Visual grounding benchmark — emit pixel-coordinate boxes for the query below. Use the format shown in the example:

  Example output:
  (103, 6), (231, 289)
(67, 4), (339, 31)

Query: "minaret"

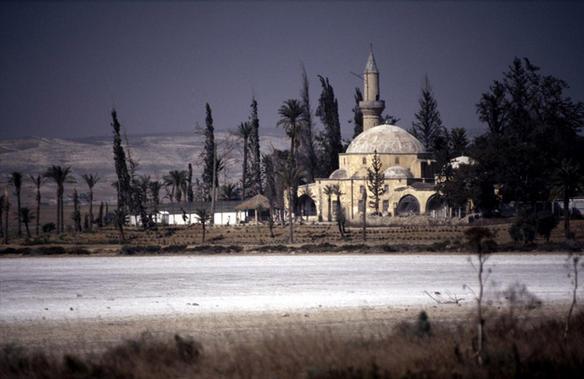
(359, 46), (385, 132)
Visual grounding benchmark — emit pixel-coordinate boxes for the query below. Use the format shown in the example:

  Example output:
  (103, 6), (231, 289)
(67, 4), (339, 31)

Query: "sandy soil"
(1, 303), (572, 357)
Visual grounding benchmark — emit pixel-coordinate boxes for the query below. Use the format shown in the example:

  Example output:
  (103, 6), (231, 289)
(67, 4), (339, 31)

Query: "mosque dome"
(346, 124), (425, 154)
(329, 168), (348, 179)
(384, 165), (413, 179)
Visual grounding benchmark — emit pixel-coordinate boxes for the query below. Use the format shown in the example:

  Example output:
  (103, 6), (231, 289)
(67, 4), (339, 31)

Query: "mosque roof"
(346, 124), (425, 154)
(384, 165), (413, 179)
(329, 168), (348, 179)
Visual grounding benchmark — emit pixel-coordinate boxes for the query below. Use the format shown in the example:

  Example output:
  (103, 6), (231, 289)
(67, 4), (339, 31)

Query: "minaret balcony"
(359, 100), (385, 111)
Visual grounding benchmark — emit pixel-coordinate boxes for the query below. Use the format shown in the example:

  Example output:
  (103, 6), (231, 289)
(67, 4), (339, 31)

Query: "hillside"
(0, 132), (288, 204)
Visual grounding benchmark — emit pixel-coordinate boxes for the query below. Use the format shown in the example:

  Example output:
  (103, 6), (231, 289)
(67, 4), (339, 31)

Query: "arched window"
(362, 157), (367, 165)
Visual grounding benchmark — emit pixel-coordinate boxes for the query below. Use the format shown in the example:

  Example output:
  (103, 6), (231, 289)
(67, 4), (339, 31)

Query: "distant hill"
(0, 132), (288, 204)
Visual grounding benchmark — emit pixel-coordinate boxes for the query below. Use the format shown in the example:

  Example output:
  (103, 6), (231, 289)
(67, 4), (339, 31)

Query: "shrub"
(119, 245), (161, 255)
(536, 213), (559, 242)
(42, 223), (56, 234)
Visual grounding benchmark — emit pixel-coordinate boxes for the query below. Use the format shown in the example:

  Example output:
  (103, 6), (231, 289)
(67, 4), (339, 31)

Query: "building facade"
(297, 48), (442, 222)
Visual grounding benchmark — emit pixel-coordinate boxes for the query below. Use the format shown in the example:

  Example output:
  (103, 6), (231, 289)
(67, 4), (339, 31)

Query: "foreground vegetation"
(1, 308), (583, 379)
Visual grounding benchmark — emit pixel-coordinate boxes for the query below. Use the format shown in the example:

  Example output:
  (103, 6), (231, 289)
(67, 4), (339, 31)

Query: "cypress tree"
(316, 75), (343, 177)
(352, 87), (364, 139)
(410, 76), (445, 153)
(367, 151), (385, 215)
(187, 164), (194, 203)
(111, 110), (131, 212)
(201, 103), (215, 201)
(248, 98), (262, 195)
(299, 65), (318, 182)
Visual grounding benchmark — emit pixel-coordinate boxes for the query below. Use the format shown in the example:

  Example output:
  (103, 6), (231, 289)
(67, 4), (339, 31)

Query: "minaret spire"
(359, 45), (385, 132)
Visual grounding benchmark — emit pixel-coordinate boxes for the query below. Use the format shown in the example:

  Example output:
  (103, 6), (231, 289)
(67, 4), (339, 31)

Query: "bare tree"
(464, 226), (496, 365)
(194, 208), (211, 243)
(564, 253), (583, 343)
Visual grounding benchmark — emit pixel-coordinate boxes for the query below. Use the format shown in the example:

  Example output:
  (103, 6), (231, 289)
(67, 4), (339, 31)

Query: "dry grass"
(2, 308), (583, 378)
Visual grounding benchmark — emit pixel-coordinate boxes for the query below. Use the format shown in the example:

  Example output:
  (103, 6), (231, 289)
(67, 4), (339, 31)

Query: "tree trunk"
(201, 224), (206, 243)
(3, 190), (8, 244)
(24, 222), (30, 238)
(327, 195), (332, 222)
(16, 191), (22, 237)
(89, 189), (94, 231)
(36, 189), (41, 236)
(477, 252), (485, 365)
(242, 136), (248, 199)
(362, 191), (367, 241)
(59, 187), (64, 233)
(288, 187), (294, 244)
(564, 256), (579, 343)
(56, 191), (60, 234)
(564, 192), (571, 239)
(211, 146), (217, 226)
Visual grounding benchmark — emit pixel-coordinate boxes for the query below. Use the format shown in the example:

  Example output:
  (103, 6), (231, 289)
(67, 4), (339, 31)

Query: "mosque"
(297, 49), (443, 222)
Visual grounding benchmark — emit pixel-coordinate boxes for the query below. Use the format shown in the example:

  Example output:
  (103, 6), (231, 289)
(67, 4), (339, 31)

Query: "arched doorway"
(396, 195), (420, 216)
(298, 194), (317, 217)
(426, 194), (447, 217)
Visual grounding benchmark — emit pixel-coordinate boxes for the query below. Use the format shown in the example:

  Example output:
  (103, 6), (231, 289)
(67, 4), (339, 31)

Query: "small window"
(359, 185), (365, 194)
(362, 157), (367, 165)
(382, 200), (389, 212)
(395, 157), (400, 164)
(383, 185), (389, 193)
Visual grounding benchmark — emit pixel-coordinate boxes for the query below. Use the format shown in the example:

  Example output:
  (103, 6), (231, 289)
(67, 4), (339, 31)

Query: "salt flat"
(0, 254), (575, 322)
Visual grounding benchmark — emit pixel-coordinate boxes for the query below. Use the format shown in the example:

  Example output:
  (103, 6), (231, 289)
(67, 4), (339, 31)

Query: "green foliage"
(42, 222), (56, 234)
(238, 121), (252, 199)
(410, 76), (445, 153)
(351, 87), (363, 139)
(298, 65), (318, 183)
(367, 151), (385, 214)
(111, 110), (132, 212)
(536, 213), (559, 242)
(248, 98), (263, 196)
(201, 103), (216, 200)
(509, 212), (536, 244)
(464, 226), (497, 253)
(316, 75), (343, 177)
(474, 58), (584, 211)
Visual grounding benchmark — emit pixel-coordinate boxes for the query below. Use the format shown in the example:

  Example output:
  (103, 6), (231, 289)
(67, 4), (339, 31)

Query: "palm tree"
(44, 166), (74, 234)
(9, 172), (23, 237)
(149, 180), (162, 221)
(331, 185), (345, 237)
(238, 121), (252, 199)
(278, 99), (305, 234)
(323, 185), (333, 222)
(278, 165), (303, 244)
(30, 175), (43, 236)
(163, 170), (188, 203)
(194, 208), (211, 243)
(20, 207), (33, 238)
(221, 183), (240, 200)
(552, 159), (583, 239)
(277, 99), (304, 164)
(81, 174), (100, 230)
(2, 189), (9, 244)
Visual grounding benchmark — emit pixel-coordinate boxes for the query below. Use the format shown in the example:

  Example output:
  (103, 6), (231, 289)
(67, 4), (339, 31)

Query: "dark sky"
(1, 1), (583, 141)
